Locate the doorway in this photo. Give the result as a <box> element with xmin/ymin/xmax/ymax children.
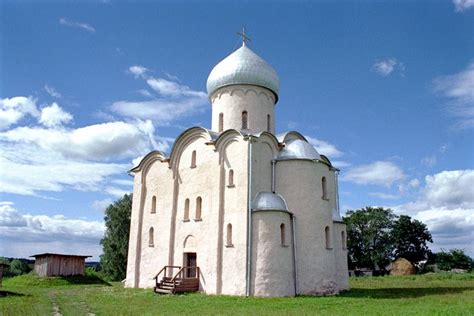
<box><xmin>184</xmin><ymin>252</ymin><xmax>197</xmax><ymax>278</ymax></box>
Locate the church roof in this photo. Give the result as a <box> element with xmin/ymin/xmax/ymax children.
<box><xmin>252</xmin><ymin>192</ymin><xmax>290</xmax><ymax>213</ymax></box>
<box><xmin>277</xmin><ymin>138</ymin><xmax>320</xmax><ymax>161</ymax></box>
<box><xmin>206</xmin><ymin>44</ymin><xmax>279</xmax><ymax>101</ymax></box>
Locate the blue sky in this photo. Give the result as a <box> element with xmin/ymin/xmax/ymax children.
<box><xmin>1</xmin><ymin>0</ymin><xmax>473</xmax><ymax>260</ymax></box>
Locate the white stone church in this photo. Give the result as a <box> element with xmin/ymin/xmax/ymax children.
<box><xmin>125</xmin><ymin>40</ymin><xmax>349</xmax><ymax>296</ymax></box>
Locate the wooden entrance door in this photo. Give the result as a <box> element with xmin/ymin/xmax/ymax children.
<box><xmin>186</xmin><ymin>253</ymin><xmax>197</xmax><ymax>278</ymax></box>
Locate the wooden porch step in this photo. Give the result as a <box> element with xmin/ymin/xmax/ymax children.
<box><xmin>154</xmin><ymin>288</ymin><xmax>172</xmax><ymax>294</ymax></box>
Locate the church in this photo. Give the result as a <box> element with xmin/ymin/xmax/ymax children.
<box><xmin>125</xmin><ymin>37</ymin><xmax>349</xmax><ymax>297</ymax></box>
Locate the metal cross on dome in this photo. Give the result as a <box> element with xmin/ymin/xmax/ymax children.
<box><xmin>237</xmin><ymin>27</ymin><xmax>251</xmax><ymax>46</ymax></box>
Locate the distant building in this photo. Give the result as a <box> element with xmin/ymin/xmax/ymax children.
<box><xmin>31</xmin><ymin>253</ymin><xmax>91</xmax><ymax>277</ymax></box>
<box><xmin>0</xmin><ymin>263</ymin><xmax>9</xmax><ymax>286</ymax></box>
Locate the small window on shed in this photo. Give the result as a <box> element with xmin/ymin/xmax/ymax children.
<box><xmin>184</xmin><ymin>198</ymin><xmax>190</xmax><ymax>221</ymax></box>
<box><xmin>149</xmin><ymin>227</ymin><xmax>154</xmax><ymax>247</ymax></box>
<box><xmin>191</xmin><ymin>150</ymin><xmax>197</xmax><ymax>168</ymax></box>
<box><xmin>151</xmin><ymin>196</ymin><xmax>156</xmax><ymax>214</ymax></box>
<box><xmin>242</xmin><ymin>111</ymin><xmax>248</xmax><ymax>129</ymax></box>
<box><xmin>267</xmin><ymin>114</ymin><xmax>271</xmax><ymax>132</ymax></box>
<box><xmin>341</xmin><ymin>231</ymin><xmax>346</xmax><ymax>250</ymax></box>
<box><xmin>219</xmin><ymin>113</ymin><xmax>224</xmax><ymax>132</ymax></box>
<box><xmin>226</xmin><ymin>223</ymin><xmax>233</xmax><ymax>247</ymax></box>
<box><xmin>322</xmin><ymin>177</ymin><xmax>328</xmax><ymax>199</ymax></box>
<box><xmin>325</xmin><ymin>226</ymin><xmax>331</xmax><ymax>249</ymax></box>
<box><xmin>228</xmin><ymin>169</ymin><xmax>234</xmax><ymax>187</ymax></box>
<box><xmin>280</xmin><ymin>223</ymin><xmax>286</xmax><ymax>246</ymax></box>
<box><xmin>195</xmin><ymin>196</ymin><xmax>202</xmax><ymax>220</ymax></box>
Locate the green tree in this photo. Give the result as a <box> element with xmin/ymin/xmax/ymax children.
<box><xmin>100</xmin><ymin>194</ymin><xmax>132</xmax><ymax>281</ymax></box>
<box><xmin>436</xmin><ymin>249</ymin><xmax>472</xmax><ymax>271</ymax></box>
<box><xmin>392</xmin><ymin>215</ymin><xmax>433</xmax><ymax>263</ymax></box>
<box><xmin>343</xmin><ymin>207</ymin><xmax>395</xmax><ymax>270</ymax></box>
<box><xmin>8</xmin><ymin>259</ymin><xmax>31</xmax><ymax>276</ymax></box>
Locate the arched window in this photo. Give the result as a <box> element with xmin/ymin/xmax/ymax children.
<box><xmin>341</xmin><ymin>231</ymin><xmax>346</xmax><ymax>250</ymax></box>
<box><xmin>191</xmin><ymin>150</ymin><xmax>197</xmax><ymax>168</ymax></box>
<box><xmin>218</xmin><ymin>113</ymin><xmax>224</xmax><ymax>132</ymax></box>
<box><xmin>228</xmin><ymin>169</ymin><xmax>234</xmax><ymax>187</ymax></box>
<box><xmin>184</xmin><ymin>198</ymin><xmax>190</xmax><ymax>221</ymax></box>
<box><xmin>149</xmin><ymin>227</ymin><xmax>154</xmax><ymax>247</ymax></box>
<box><xmin>267</xmin><ymin>114</ymin><xmax>271</xmax><ymax>132</ymax></box>
<box><xmin>226</xmin><ymin>223</ymin><xmax>233</xmax><ymax>247</ymax></box>
<box><xmin>195</xmin><ymin>196</ymin><xmax>202</xmax><ymax>220</ymax></box>
<box><xmin>151</xmin><ymin>196</ymin><xmax>156</xmax><ymax>214</ymax></box>
<box><xmin>325</xmin><ymin>226</ymin><xmax>331</xmax><ymax>249</ymax></box>
<box><xmin>280</xmin><ymin>223</ymin><xmax>286</xmax><ymax>246</ymax></box>
<box><xmin>322</xmin><ymin>177</ymin><xmax>328</xmax><ymax>199</ymax></box>
<box><xmin>242</xmin><ymin>111</ymin><xmax>248</xmax><ymax>129</ymax></box>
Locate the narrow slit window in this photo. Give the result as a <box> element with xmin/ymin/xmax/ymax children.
<box><xmin>228</xmin><ymin>169</ymin><xmax>234</xmax><ymax>186</ymax></box>
<box><xmin>242</xmin><ymin>111</ymin><xmax>248</xmax><ymax>129</ymax></box>
<box><xmin>322</xmin><ymin>177</ymin><xmax>327</xmax><ymax>199</ymax></box>
<box><xmin>226</xmin><ymin>223</ymin><xmax>233</xmax><ymax>246</ymax></box>
<box><xmin>151</xmin><ymin>196</ymin><xmax>156</xmax><ymax>214</ymax></box>
<box><xmin>280</xmin><ymin>223</ymin><xmax>286</xmax><ymax>246</ymax></box>
<box><xmin>191</xmin><ymin>150</ymin><xmax>197</xmax><ymax>168</ymax></box>
<box><xmin>325</xmin><ymin>226</ymin><xmax>331</xmax><ymax>249</ymax></box>
<box><xmin>219</xmin><ymin>113</ymin><xmax>224</xmax><ymax>132</ymax></box>
<box><xmin>184</xmin><ymin>198</ymin><xmax>190</xmax><ymax>220</ymax></box>
<box><xmin>267</xmin><ymin>114</ymin><xmax>271</xmax><ymax>132</ymax></box>
<box><xmin>195</xmin><ymin>196</ymin><xmax>202</xmax><ymax>220</ymax></box>
<box><xmin>149</xmin><ymin>227</ymin><xmax>154</xmax><ymax>247</ymax></box>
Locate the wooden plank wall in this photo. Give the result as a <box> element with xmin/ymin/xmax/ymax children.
<box><xmin>34</xmin><ymin>256</ymin><xmax>86</xmax><ymax>277</ymax></box>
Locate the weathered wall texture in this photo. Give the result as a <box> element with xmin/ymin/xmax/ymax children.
<box><xmin>34</xmin><ymin>255</ymin><xmax>86</xmax><ymax>277</ymax></box>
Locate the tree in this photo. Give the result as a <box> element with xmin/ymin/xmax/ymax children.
<box><xmin>8</xmin><ymin>259</ymin><xmax>31</xmax><ymax>276</ymax></box>
<box><xmin>392</xmin><ymin>215</ymin><xmax>433</xmax><ymax>263</ymax></box>
<box><xmin>344</xmin><ymin>207</ymin><xmax>395</xmax><ymax>270</ymax></box>
<box><xmin>436</xmin><ymin>249</ymin><xmax>472</xmax><ymax>271</ymax></box>
<box><xmin>100</xmin><ymin>194</ymin><xmax>132</xmax><ymax>281</ymax></box>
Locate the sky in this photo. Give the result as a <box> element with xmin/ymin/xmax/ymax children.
<box><xmin>1</xmin><ymin>0</ymin><xmax>473</xmax><ymax>261</ymax></box>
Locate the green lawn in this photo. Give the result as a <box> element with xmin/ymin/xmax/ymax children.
<box><xmin>1</xmin><ymin>273</ymin><xmax>473</xmax><ymax>315</ymax></box>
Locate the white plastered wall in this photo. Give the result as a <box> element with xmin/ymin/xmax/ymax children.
<box><xmin>275</xmin><ymin>160</ymin><xmax>339</xmax><ymax>295</ymax></box>
<box><xmin>210</xmin><ymin>85</ymin><xmax>276</xmax><ymax>134</ymax></box>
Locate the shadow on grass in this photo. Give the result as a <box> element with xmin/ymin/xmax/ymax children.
<box><xmin>0</xmin><ymin>290</ymin><xmax>27</xmax><ymax>297</ymax></box>
<box><xmin>339</xmin><ymin>287</ymin><xmax>474</xmax><ymax>299</ymax></box>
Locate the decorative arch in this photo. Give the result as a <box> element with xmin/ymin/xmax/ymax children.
<box><xmin>168</xmin><ymin>127</ymin><xmax>218</xmax><ymax>177</ymax></box>
<box><xmin>183</xmin><ymin>235</ymin><xmax>197</xmax><ymax>250</ymax></box>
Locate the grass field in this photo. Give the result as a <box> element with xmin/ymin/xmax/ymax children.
<box><xmin>1</xmin><ymin>272</ymin><xmax>473</xmax><ymax>315</ymax></box>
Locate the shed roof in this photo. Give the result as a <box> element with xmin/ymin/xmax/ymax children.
<box><xmin>30</xmin><ymin>253</ymin><xmax>91</xmax><ymax>258</ymax></box>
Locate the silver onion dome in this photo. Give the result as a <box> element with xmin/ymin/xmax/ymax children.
<box><xmin>252</xmin><ymin>192</ymin><xmax>289</xmax><ymax>212</ymax></box>
<box><xmin>277</xmin><ymin>139</ymin><xmax>320</xmax><ymax>161</ymax></box>
<box><xmin>207</xmin><ymin>44</ymin><xmax>280</xmax><ymax>101</ymax></box>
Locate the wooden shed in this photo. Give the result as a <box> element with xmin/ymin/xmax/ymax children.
<box><xmin>30</xmin><ymin>253</ymin><xmax>91</xmax><ymax>277</ymax></box>
<box><xmin>0</xmin><ymin>263</ymin><xmax>9</xmax><ymax>287</ymax></box>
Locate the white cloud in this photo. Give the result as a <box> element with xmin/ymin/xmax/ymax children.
<box><xmin>44</xmin><ymin>85</ymin><xmax>62</xmax><ymax>98</ymax></box>
<box><xmin>421</xmin><ymin>155</ymin><xmax>437</xmax><ymax>167</ymax></box>
<box><xmin>1</xmin><ymin>120</ymin><xmax>160</xmax><ymax>161</ymax></box>
<box><xmin>128</xmin><ymin>65</ymin><xmax>149</xmax><ymax>78</ymax></box>
<box><xmin>409</xmin><ymin>178</ymin><xmax>420</xmax><ymax>188</ymax></box>
<box><xmin>368</xmin><ymin>192</ymin><xmax>399</xmax><ymax>200</ymax></box>
<box><xmin>434</xmin><ymin>61</ymin><xmax>474</xmax><ymax>130</ymax></box>
<box><xmin>372</xmin><ymin>58</ymin><xmax>404</xmax><ymax>77</ymax></box>
<box><xmin>305</xmin><ymin>136</ymin><xmax>343</xmax><ymax>158</ymax></box>
<box><xmin>59</xmin><ymin>18</ymin><xmax>95</xmax><ymax>33</ymax></box>
<box><xmin>0</xmin><ymin>96</ymin><xmax>39</xmax><ymax>130</ymax></box>
<box><xmin>342</xmin><ymin>161</ymin><xmax>405</xmax><ymax>186</ymax></box>
<box><xmin>0</xmin><ymin>203</ymin><xmax>104</xmax><ymax>260</ymax></box>
<box><xmin>453</xmin><ymin>0</ymin><xmax>474</xmax><ymax>12</ymax></box>
<box><xmin>92</xmin><ymin>198</ymin><xmax>113</xmax><ymax>212</ymax></box>
<box><xmin>39</xmin><ymin>103</ymin><xmax>73</xmax><ymax>127</ymax></box>
<box><xmin>114</xmin><ymin>70</ymin><xmax>208</xmax><ymax>125</ymax></box>
<box><xmin>393</xmin><ymin>170</ymin><xmax>474</xmax><ymax>255</ymax></box>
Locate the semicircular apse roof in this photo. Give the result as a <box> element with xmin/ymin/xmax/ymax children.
<box><xmin>252</xmin><ymin>192</ymin><xmax>289</xmax><ymax>212</ymax></box>
<box><xmin>277</xmin><ymin>139</ymin><xmax>320</xmax><ymax>161</ymax></box>
<box><xmin>207</xmin><ymin>44</ymin><xmax>279</xmax><ymax>101</ymax></box>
